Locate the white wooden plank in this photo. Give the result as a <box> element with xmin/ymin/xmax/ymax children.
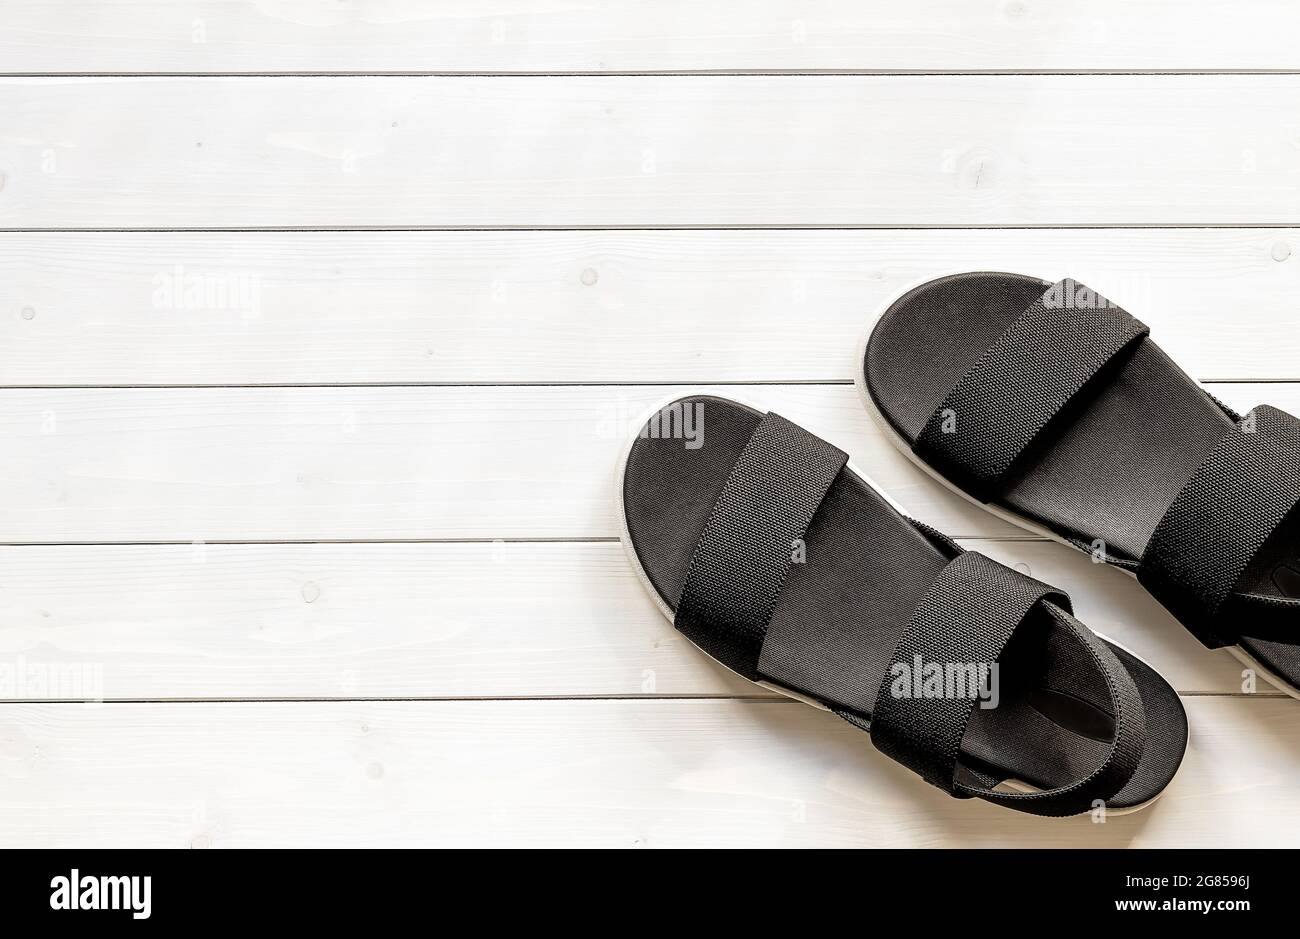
<box><xmin>3</xmin><ymin>76</ymin><xmax>1300</xmax><ymax>227</ymax></box>
<box><xmin>0</xmin><ymin>541</ymin><xmax>754</xmax><ymax>700</ymax></box>
<box><xmin>2</xmin><ymin>383</ymin><xmax>1288</xmax><ymax>542</ymax></box>
<box><xmin>5</xmin><ymin>1</ymin><xmax>1300</xmax><ymax>73</ymax></box>
<box><xmin>5</xmin><ymin>229</ymin><xmax>1299</xmax><ymax>385</ymax></box>
<box><xmin>0</xmin><ymin>696</ymin><xmax>1290</xmax><ymax>847</ymax></box>
<box><xmin>0</xmin><ymin>539</ymin><xmax>1252</xmax><ymax>700</ymax></box>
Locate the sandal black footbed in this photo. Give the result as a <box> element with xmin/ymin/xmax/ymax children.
<box><xmin>858</xmin><ymin>272</ymin><xmax>1300</xmax><ymax>699</ymax></box>
<box><xmin>618</xmin><ymin>392</ymin><xmax>1187</xmax><ymax>817</ymax></box>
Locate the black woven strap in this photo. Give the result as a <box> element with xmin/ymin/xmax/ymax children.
<box><xmin>868</xmin><ymin>550</ymin><xmax>1146</xmax><ymax>816</ymax></box>
<box><xmin>915</xmin><ymin>279</ymin><xmax>1149</xmax><ymax>502</ymax></box>
<box><xmin>1139</xmin><ymin>405</ymin><xmax>1300</xmax><ymax>648</ymax></box>
<box><xmin>674</xmin><ymin>412</ymin><xmax>847</xmax><ymax>679</ymax></box>
<box><xmin>959</xmin><ymin>616</ymin><xmax>1147</xmax><ymax>817</ymax></box>
<box><xmin>869</xmin><ymin>551</ymin><xmax>1070</xmax><ymax>792</ymax></box>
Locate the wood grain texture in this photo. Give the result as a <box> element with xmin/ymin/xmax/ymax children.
<box><xmin>0</xmin><ymin>539</ymin><xmax>1254</xmax><ymax>700</ymax></box>
<box><xmin>0</xmin><ymin>696</ymin><xmax>1293</xmax><ymax>847</ymax></box>
<box><xmin>1</xmin><ymin>383</ymin><xmax>1290</xmax><ymax>542</ymax></box>
<box><xmin>5</xmin><ymin>1</ymin><xmax>1300</xmax><ymax>73</ymax></box>
<box><xmin>5</xmin><ymin>229</ymin><xmax>1300</xmax><ymax>385</ymax></box>
<box><xmin>4</xmin><ymin>76</ymin><xmax>1300</xmax><ymax>227</ymax></box>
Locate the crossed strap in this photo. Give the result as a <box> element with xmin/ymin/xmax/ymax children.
<box><xmin>1139</xmin><ymin>405</ymin><xmax>1300</xmax><ymax>648</ymax></box>
<box><xmin>915</xmin><ymin>278</ymin><xmax>1149</xmax><ymax>502</ymax></box>
<box><xmin>675</xmin><ymin>411</ymin><xmax>1146</xmax><ymax>815</ymax></box>
<box><xmin>868</xmin><ymin>551</ymin><xmax>1145</xmax><ymax>816</ymax></box>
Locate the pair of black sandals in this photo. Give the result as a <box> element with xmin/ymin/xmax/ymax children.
<box><xmin>619</xmin><ymin>273</ymin><xmax>1300</xmax><ymax>817</ymax></box>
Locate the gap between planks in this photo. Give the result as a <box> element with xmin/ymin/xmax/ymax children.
<box><xmin>0</xmin><ymin>381</ymin><xmax>1294</xmax><ymax>389</ymax></box>
<box><xmin>10</xmin><ymin>70</ymin><xmax>1300</xmax><ymax>78</ymax></box>
<box><xmin>9</xmin><ymin>225</ymin><xmax>1300</xmax><ymax>232</ymax></box>
<box><xmin>0</xmin><ymin>692</ymin><xmax>1277</xmax><ymax>704</ymax></box>
<box><xmin>0</xmin><ymin>536</ymin><xmax>1053</xmax><ymax>546</ymax></box>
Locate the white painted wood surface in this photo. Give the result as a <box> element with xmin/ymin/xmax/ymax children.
<box><xmin>5</xmin><ymin>1</ymin><xmax>1300</xmax><ymax>73</ymax></box>
<box><xmin>4</xmin><ymin>230</ymin><xmax>1299</xmax><ymax>385</ymax></box>
<box><xmin>4</xmin><ymin>76</ymin><xmax>1300</xmax><ymax>227</ymax></box>
<box><xmin>0</xmin><ymin>383</ymin><xmax>1290</xmax><ymax>542</ymax></box>
<box><xmin>1</xmin><ymin>697</ymin><xmax>1296</xmax><ymax>848</ymax></box>
<box><xmin>5</xmin><ymin>4</ymin><xmax>1300</xmax><ymax>848</ymax></box>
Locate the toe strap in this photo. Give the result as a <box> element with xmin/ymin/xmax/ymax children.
<box><xmin>914</xmin><ymin>279</ymin><xmax>1148</xmax><ymax>502</ymax></box>
<box><xmin>673</xmin><ymin>411</ymin><xmax>847</xmax><ymax>680</ymax></box>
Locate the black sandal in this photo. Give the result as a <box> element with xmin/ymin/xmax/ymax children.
<box><xmin>618</xmin><ymin>393</ymin><xmax>1187</xmax><ymax>816</ymax></box>
<box><xmin>860</xmin><ymin>272</ymin><xmax>1300</xmax><ymax>697</ymax></box>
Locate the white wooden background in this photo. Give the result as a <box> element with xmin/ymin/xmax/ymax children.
<box><xmin>3</xmin><ymin>1</ymin><xmax>1300</xmax><ymax>848</ymax></box>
